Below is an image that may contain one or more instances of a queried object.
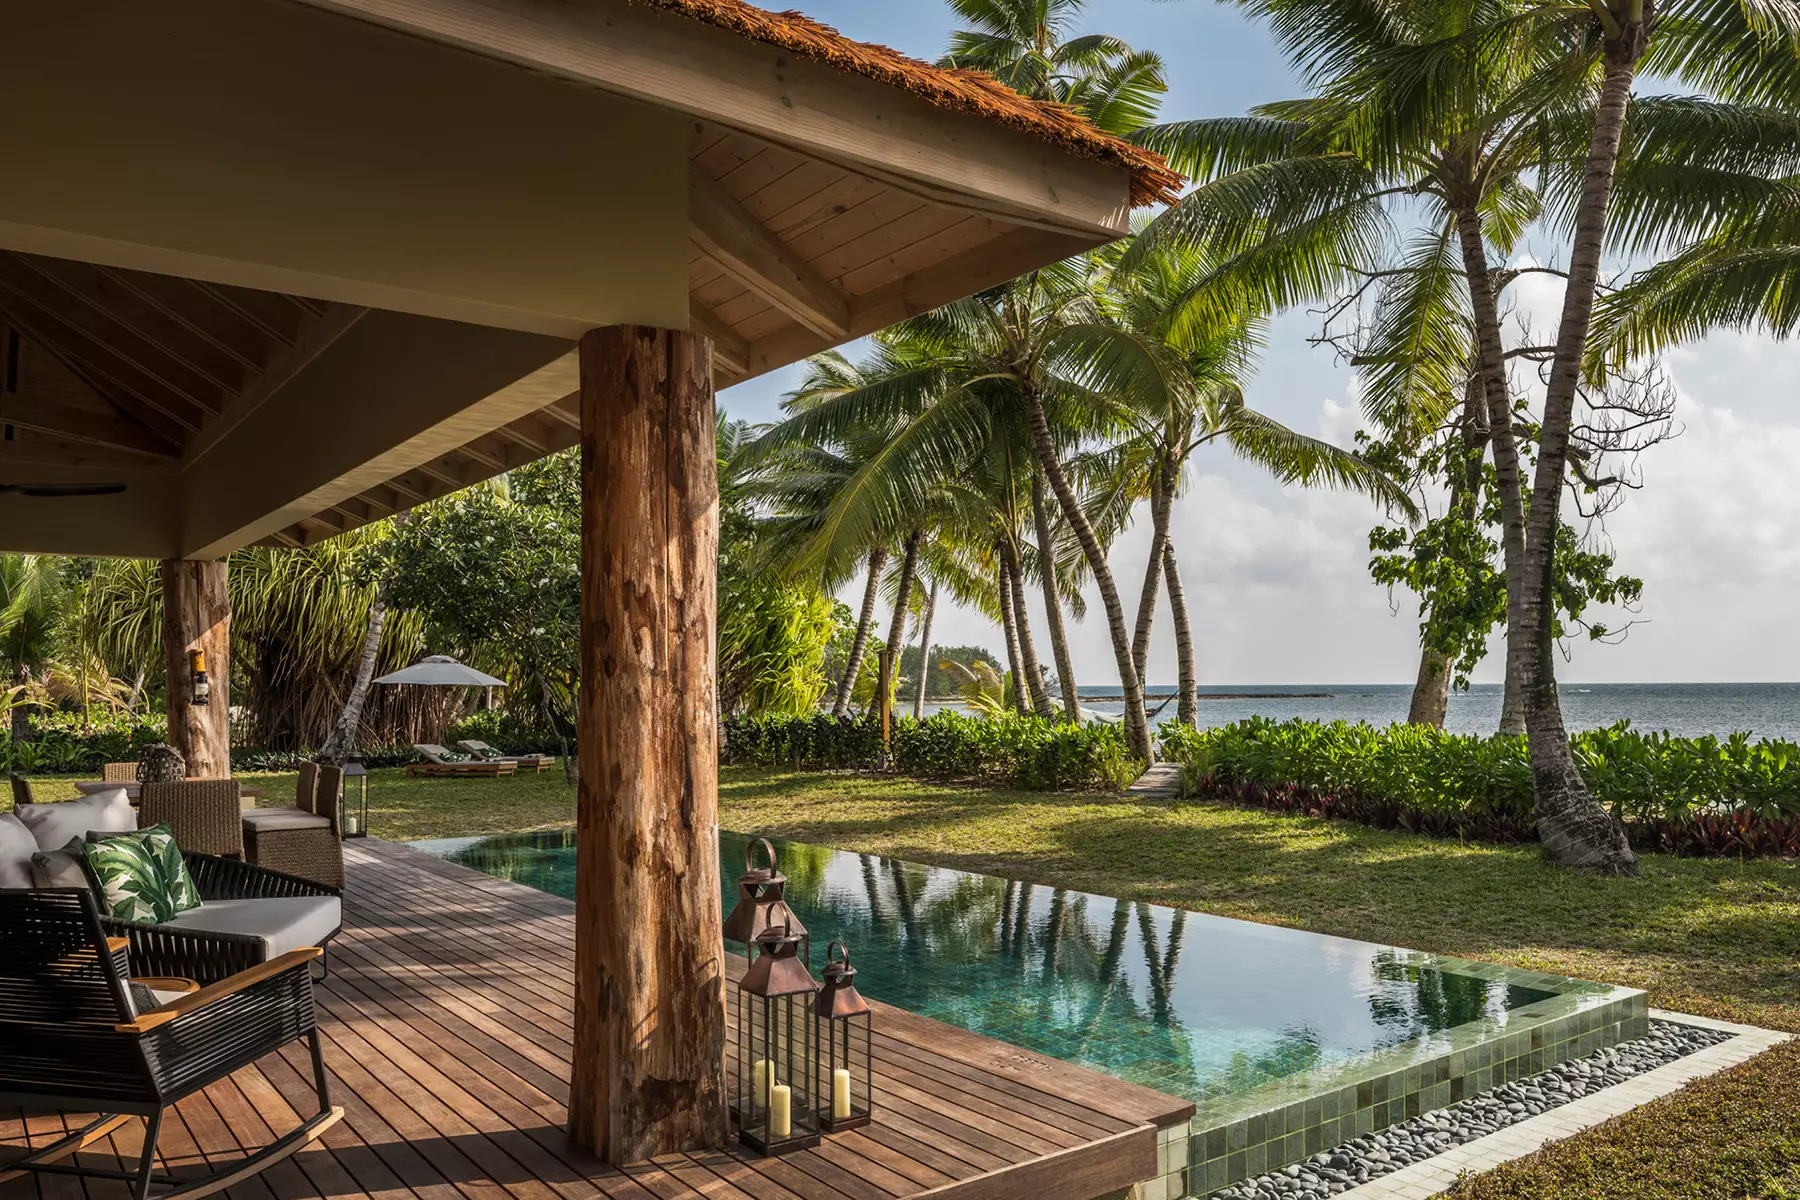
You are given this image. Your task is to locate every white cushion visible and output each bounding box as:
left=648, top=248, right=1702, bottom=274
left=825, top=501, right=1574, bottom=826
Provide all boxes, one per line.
left=13, top=790, right=135, bottom=852
left=29, top=837, right=91, bottom=890
left=0, top=812, right=37, bottom=888
left=161, top=896, right=342, bottom=957
left=241, top=807, right=332, bottom=832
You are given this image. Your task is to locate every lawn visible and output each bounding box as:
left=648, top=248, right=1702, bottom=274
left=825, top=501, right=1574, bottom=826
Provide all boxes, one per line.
left=21, top=765, right=1800, bottom=1198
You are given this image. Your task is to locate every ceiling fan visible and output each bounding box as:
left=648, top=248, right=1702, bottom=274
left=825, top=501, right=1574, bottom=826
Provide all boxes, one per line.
left=0, top=482, right=127, bottom=498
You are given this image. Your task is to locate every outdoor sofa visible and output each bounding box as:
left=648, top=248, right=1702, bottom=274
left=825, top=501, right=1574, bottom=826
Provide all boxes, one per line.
left=2, top=789, right=343, bottom=984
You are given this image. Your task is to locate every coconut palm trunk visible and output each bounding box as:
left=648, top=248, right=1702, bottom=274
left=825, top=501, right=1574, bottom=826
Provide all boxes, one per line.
left=1409, top=373, right=1488, bottom=730
left=1162, top=542, right=1197, bottom=727
left=994, top=552, right=1030, bottom=716
left=1451, top=206, right=1532, bottom=737
left=1521, top=21, right=1649, bottom=876
left=1021, top=386, right=1152, bottom=761
left=912, top=579, right=938, bottom=719
left=1001, top=535, right=1055, bottom=716
left=832, top=546, right=888, bottom=718
left=881, top=531, right=922, bottom=719
left=1131, top=460, right=1176, bottom=685
left=1031, top=472, right=1081, bottom=722
left=318, top=582, right=388, bottom=765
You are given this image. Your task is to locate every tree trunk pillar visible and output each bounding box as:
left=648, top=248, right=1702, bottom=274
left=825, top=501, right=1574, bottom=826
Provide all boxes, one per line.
left=161, top=559, right=230, bottom=777
left=570, top=325, right=726, bottom=1161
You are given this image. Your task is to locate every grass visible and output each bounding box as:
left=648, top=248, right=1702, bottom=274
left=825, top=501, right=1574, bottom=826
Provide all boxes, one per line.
left=22, top=764, right=1800, bottom=1196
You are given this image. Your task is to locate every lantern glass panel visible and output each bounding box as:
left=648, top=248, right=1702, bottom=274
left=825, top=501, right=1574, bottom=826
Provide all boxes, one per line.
left=813, top=942, right=872, bottom=1133
left=735, top=926, right=820, bottom=1156
left=341, top=761, right=369, bottom=839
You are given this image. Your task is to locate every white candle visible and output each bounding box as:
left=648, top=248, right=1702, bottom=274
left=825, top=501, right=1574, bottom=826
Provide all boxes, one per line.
left=752, top=1059, right=771, bottom=1106
left=769, top=1083, right=792, bottom=1138
left=832, top=1068, right=852, bottom=1120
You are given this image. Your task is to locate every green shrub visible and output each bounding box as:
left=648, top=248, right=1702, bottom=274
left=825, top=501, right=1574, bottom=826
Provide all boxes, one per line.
left=1157, top=717, right=1800, bottom=857
left=722, top=710, right=1141, bottom=792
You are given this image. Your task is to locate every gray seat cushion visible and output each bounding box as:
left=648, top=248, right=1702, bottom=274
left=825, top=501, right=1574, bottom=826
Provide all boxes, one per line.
left=0, top=812, right=37, bottom=888
left=241, top=807, right=333, bottom=832
left=161, top=896, right=342, bottom=957
left=13, top=790, right=135, bottom=851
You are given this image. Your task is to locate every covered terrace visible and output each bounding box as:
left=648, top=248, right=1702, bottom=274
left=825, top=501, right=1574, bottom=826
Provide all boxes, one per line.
left=0, top=0, right=1181, bottom=1186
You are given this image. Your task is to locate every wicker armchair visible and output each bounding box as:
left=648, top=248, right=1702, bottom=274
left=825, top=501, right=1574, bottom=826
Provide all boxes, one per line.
left=100, top=852, right=342, bottom=985
left=0, top=889, right=340, bottom=1200
left=241, top=763, right=344, bottom=888
left=140, top=779, right=245, bottom=859
left=101, top=761, right=139, bottom=783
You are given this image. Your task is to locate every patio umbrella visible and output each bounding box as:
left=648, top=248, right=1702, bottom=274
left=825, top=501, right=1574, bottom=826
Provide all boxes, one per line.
left=373, top=655, right=506, bottom=687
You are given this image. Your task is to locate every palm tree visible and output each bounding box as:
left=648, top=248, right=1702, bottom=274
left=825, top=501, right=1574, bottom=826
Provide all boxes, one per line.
left=755, top=274, right=1153, bottom=749
left=0, top=555, right=67, bottom=742
left=941, top=0, right=1168, bottom=136
left=1143, top=0, right=1797, bottom=871
left=1071, top=238, right=1411, bottom=726
left=1506, top=0, right=1800, bottom=873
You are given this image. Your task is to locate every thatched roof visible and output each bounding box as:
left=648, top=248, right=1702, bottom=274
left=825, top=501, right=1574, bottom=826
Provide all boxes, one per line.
left=633, top=0, right=1185, bottom=208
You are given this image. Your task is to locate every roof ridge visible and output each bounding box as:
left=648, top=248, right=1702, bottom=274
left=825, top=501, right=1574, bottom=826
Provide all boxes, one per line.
left=630, top=0, right=1184, bottom=209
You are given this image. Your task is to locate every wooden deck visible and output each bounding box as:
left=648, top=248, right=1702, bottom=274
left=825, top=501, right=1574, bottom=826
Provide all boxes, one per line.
left=2, top=838, right=1193, bottom=1200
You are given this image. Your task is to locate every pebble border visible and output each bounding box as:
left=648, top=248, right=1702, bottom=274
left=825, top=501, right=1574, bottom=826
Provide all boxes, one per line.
left=1204, top=1018, right=1739, bottom=1200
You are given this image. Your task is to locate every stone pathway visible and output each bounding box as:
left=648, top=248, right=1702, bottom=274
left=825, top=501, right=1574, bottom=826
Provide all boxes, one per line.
left=1128, top=762, right=1184, bottom=798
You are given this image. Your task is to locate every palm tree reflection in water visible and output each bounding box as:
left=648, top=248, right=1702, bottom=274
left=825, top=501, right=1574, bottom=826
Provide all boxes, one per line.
left=428, top=830, right=1551, bottom=1104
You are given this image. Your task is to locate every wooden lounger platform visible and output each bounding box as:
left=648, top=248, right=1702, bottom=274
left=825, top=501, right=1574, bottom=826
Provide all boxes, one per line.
left=1, top=838, right=1194, bottom=1200
left=405, top=759, right=519, bottom=777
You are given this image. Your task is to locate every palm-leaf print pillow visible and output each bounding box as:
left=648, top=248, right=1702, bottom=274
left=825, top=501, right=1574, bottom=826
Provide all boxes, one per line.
left=81, top=825, right=201, bottom=923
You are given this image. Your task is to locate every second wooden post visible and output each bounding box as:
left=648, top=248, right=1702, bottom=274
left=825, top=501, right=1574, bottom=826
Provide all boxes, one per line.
left=569, top=324, right=726, bottom=1161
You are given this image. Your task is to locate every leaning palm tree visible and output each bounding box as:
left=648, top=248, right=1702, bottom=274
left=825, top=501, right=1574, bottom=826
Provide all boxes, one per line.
left=940, top=0, right=1168, bottom=135
left=763, top=267, right=1158, bottom=758
left=1067, top=236, right=1411, bottom=726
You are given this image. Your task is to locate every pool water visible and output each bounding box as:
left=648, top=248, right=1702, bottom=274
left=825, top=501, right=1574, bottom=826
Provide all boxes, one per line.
left=411, top=828, right=1556, bottom=1104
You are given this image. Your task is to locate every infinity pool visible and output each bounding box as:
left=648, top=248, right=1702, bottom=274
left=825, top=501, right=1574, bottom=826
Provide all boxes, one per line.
left=411, top=828, right=1561, bottom=1103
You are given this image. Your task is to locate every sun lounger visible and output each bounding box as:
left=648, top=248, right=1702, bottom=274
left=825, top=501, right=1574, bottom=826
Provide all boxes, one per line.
left=455, top=740, right=557, bottom=773
left=408, top=744, right=518, bottom=778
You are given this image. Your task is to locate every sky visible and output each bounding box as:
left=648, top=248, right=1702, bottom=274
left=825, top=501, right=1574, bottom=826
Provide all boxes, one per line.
left=720, top=0, right=1800, bottom=688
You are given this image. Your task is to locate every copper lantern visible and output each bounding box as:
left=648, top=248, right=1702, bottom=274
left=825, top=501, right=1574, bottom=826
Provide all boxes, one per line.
left=735, top=923, right=820, bottom=1156
left=721, top=837, right=809, bottom=964
left=813, top=941, right=872, bottom=1133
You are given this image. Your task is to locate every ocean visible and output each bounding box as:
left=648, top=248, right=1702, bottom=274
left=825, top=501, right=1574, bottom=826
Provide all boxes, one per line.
left=923, top=682, right=1800, bottom=742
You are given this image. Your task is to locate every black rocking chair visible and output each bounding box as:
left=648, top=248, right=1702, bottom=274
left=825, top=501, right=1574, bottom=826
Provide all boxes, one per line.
left=0, top=889, right=343, bottom=1200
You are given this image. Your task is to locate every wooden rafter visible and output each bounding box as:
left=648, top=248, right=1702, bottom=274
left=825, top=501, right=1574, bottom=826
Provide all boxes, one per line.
left=0, top=255, right=227, bottom=415
left=688, top=300, right=749, bottom=375
left=0, top=298, right=208, bottom=433
left=688, top=165, right=850, bottom=340
left=183, top=305, right=368, bottom=469
left=0, top=394, right=177, bottom=458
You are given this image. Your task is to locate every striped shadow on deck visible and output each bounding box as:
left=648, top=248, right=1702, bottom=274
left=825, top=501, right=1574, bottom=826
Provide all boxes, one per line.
left=2, top=838, right=1194, bottom=1200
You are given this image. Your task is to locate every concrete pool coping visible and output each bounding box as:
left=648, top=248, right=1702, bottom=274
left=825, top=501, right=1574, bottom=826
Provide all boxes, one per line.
left=1173, top=953, right=1650, bottom=1199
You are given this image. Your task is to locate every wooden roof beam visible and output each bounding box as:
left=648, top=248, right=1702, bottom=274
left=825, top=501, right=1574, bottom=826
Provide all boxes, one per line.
left=688, top=300, right=749, bottom=376
left=0, top=255, right=227, bottom=416
left=0, top=394, right=177, bottom=458
left=183, top=305, right=368, bottom=469
left=0, top=304, right=204, bottom=436
left=689, top=166, right=849, bottom=340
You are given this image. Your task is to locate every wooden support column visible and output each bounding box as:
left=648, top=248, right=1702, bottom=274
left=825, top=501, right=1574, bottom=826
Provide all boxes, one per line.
left=160, top=559, right=231, bottom=778
left=570, top=325, right=725, bottom=1161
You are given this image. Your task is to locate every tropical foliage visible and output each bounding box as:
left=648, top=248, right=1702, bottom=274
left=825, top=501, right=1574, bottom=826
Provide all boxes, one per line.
left=1159, top=717, right=1800, bottom=857
left=722, top=709, right=1141, bottom=792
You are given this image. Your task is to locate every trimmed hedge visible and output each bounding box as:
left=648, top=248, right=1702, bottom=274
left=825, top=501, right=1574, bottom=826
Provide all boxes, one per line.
left=722, top=710, right=1142, bottom=792
left=1157, top=717, right=1800, bottom=857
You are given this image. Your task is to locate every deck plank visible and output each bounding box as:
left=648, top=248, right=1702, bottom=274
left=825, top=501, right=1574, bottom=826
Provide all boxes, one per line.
left=3, top=838, right=1188, bottom=1200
